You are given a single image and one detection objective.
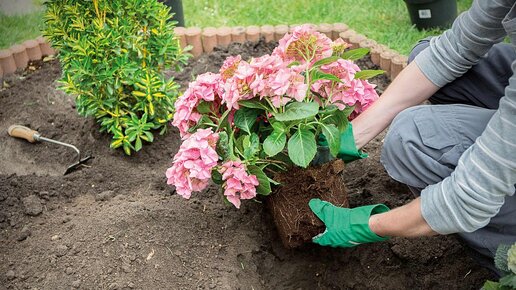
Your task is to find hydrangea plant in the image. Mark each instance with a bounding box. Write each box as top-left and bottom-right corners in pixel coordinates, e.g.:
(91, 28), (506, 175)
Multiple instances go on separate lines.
(166, 25), (382, 208)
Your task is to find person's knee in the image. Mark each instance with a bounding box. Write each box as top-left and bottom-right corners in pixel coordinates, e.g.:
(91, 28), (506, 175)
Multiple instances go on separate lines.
(381, 107), (422, 187)
(408, 37), (433, 64)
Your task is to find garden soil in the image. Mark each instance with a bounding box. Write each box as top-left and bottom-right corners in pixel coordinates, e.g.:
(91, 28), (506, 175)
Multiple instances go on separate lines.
(0, 40), (494, 289)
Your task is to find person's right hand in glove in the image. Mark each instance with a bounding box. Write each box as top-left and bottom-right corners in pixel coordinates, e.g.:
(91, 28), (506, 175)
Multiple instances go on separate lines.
(309, 198), (390, 247)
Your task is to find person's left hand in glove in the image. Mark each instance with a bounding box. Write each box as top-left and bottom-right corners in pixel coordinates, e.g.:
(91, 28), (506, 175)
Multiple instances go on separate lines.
(309, 198), (389, 247)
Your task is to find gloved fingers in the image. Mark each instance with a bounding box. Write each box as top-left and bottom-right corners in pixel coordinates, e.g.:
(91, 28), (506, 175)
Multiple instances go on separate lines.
(309, 198), (334, 222)
(313, 231), (356, 248)
(312, 228), (328, 244)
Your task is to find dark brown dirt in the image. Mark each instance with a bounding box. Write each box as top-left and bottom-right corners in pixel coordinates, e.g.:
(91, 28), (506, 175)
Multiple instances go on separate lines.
(0, 40), (494, 289)
(268, 159), (348, 249)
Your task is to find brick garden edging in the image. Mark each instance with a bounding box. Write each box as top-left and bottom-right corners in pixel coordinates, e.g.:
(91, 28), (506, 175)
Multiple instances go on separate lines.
(0, 24), (408, 81)
(0, 36), (56, 79)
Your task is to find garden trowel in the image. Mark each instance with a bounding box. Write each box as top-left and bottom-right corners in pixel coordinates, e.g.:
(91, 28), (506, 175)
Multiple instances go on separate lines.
(7, 125), (93, 175)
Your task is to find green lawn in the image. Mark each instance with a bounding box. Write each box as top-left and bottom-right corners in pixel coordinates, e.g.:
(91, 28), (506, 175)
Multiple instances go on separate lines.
(1, 0), (473, 54)
(182, 0), (473, 54)
(0, 10), (45, 50)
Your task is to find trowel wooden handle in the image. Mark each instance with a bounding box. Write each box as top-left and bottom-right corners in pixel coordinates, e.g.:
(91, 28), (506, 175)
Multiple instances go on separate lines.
(8, 125), (40, 143)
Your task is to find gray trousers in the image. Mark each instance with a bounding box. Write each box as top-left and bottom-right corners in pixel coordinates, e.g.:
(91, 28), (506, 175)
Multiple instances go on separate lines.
(381, 39), (516, 275)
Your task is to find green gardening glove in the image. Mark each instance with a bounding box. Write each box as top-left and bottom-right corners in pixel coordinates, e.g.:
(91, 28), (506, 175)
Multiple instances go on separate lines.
(309, 198), (390, 247)
(318, 123), (368, 163)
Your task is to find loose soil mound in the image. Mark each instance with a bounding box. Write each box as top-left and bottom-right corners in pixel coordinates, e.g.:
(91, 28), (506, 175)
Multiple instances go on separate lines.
(0, 40), (493, 289)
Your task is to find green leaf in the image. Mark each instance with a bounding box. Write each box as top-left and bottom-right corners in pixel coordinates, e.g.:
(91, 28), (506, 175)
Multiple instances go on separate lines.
(312, 56), (340, 68)
(482, 281), (500, 290)
(123, 143), (132, 155)
(500, 274), (516, 288)
(216, 131), (232, 160)
(287, 127), (317, 168)
(325, 106), (353, 132)
(234, 134), (246, 157)
(341, 48), (370, 61)
(319, 105), (339, 115)
(287, 61), (301, 68)
(243, 133), (260, 159)
(354, 69), (385, 80)
(263, 129), (286, 157)
(217, 109), (232, 132)
(238, 99), (269, 110)
(341, 105), (356, 118)
(310, 69), (342, 83)
(197, 100), (211, 114)
(211, 168), (223, 185)
(234, 108), (260, 134)
(320, 123), (340, 157)
(247, 165), (271, 196)
(274, 102), (319, 122)
(134, 136), (143, 152)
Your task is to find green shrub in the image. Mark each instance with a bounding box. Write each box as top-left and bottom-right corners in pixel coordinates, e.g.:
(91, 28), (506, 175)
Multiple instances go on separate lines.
(44, 0), (190, 154)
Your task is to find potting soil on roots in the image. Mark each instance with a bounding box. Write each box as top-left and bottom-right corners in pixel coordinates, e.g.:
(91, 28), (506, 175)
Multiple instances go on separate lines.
(0, 40), (494, 289)
(268, 159), (349, 249)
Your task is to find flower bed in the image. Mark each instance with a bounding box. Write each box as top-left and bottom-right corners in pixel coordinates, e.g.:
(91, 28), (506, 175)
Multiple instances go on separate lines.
(0, 33), (493, 289)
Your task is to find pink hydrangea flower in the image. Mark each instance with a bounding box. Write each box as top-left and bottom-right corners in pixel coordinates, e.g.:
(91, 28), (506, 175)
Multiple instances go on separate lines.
(273, 24), (333, 65)
(220, 55), (242, 80)
(166, 128), (220, 199)
(249, 54), (286, 96)
(268, 68), (308, 107)
(221, 61), (257, 110)
(311, 59), (378, 118)
(321, 59), (360, 84)
(331, 38), (352, 55)
(344, 79), (379, 119)
(172, 72), (222, 137)
(218, 160), (259, 209)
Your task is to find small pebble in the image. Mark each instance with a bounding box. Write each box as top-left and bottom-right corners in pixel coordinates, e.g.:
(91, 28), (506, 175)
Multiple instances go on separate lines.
(122, 264), (131, 273)
(51, 235), (60, 241)
(17, 226), (31, 241)
(22, 195), (43, 216)
(95, 190), (115, 202)
(72, 279), (81, 288)
(6, 270), (15, 280)
(65, 267), (73, 275)
(56, 245), (68, 257)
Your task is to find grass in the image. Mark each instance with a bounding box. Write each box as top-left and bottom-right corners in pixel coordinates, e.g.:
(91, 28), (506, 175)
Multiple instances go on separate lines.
(0, 10), (45, 49)
(1, 0), (473, 54)
(182, 0), (473, 54)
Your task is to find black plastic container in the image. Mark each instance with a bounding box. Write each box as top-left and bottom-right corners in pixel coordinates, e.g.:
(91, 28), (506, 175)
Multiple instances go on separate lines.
(404, 0), (457, 30)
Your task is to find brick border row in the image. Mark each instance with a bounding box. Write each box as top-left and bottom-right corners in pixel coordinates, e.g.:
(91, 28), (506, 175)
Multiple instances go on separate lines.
(0, 37), (56, 80)
(0, 23), (408, 81)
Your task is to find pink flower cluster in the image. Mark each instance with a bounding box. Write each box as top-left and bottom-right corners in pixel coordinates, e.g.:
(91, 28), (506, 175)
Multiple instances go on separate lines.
(218, 160), (259, 208)
(220, 53), (308, 109)
(312, 59), (379, 117)
(172, 72), (222, 137)
(273, 24), (333, 65)
(165, 128), (219, 199)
